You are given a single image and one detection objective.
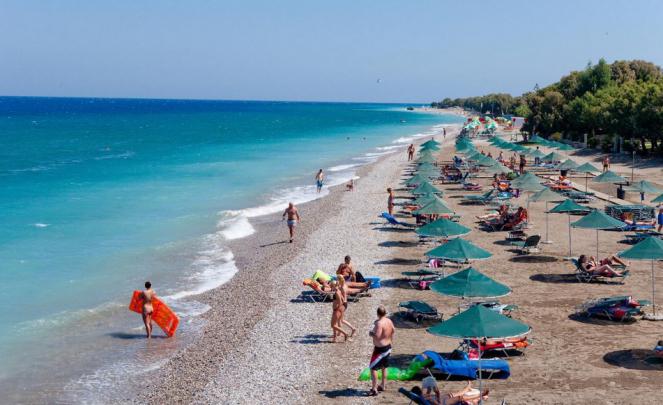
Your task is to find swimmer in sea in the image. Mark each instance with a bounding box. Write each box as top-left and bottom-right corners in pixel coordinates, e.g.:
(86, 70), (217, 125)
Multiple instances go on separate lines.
(141, 281), (155, 338)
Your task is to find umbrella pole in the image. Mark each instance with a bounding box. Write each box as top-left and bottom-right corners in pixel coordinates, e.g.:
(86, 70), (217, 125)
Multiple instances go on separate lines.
(653, 260), (657, 316)
(543, 201), (552, 244)
(567, 213), (572, 258)
(585, 173), (588, 193)
(478, 342), (483, 405)
(596, 230), (599, 260)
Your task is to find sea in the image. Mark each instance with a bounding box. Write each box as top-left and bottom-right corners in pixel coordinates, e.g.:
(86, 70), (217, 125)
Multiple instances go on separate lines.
(0, 97), (462, 403)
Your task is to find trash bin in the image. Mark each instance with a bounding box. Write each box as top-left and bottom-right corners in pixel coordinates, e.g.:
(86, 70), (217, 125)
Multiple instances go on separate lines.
(617, 186), (625, 200)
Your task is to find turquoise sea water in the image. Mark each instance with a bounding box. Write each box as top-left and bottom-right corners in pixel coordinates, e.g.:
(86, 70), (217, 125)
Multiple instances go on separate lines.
(0, 97), (462, 401)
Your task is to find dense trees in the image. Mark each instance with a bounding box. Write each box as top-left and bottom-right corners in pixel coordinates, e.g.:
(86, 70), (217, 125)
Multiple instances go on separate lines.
(432, 59), (663, 154)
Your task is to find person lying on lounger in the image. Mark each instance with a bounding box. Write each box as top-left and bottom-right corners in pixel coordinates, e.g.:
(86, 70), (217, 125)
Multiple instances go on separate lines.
(412, 381), (489, 405)
(312, 270), (370, 292)
(588, 255), (629, 268)
(476, 204), (509, 222)
(578, 255), (627, 277)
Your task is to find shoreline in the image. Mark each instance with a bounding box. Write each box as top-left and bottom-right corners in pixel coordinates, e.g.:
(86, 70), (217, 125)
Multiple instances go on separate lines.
(138, 123), (462, 403)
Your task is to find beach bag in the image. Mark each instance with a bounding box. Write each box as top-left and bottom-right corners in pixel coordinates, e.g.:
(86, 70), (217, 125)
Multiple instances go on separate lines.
(418, 281), (430, 290)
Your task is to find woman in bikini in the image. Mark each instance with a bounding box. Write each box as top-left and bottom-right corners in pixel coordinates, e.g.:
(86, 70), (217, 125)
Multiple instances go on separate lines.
(330, 281), (350, 342)
(579, 255), (627, 277)
(140, 281), (155, 339)
(337, 276), (356, 338)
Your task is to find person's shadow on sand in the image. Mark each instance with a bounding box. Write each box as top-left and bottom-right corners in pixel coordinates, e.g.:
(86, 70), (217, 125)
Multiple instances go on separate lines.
(290, 334), (331, 344)
(260, 240), (290, 248)
(319, 388), (367, 398)
(108, 332), (168, 340)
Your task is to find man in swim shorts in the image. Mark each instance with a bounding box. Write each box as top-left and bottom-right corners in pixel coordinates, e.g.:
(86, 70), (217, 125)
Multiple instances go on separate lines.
(368, 305), (394, 396)
(282, 202), (301, 243)
(315, 169), (324, 193)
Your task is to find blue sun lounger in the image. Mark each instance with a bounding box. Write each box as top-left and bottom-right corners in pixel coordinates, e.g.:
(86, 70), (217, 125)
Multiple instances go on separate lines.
(380, 212), (411, 227)
(422, 350), (510, 380)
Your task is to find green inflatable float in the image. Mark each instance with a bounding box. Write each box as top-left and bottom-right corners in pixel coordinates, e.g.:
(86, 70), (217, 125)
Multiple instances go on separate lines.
(357, 356), (432, 381)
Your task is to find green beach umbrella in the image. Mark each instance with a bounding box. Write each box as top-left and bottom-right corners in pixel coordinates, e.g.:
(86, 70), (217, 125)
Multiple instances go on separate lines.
(529, 187), (564, 243)
(576, 162), (601, 192)
(421, 139), (440, 147)
(484, 163), (511, 175)
(529, 135), (547, 144)
(651, 193), (663, 204)
(619, 236), (663, 315)
(542, 151), (566, 162)
(556, 159), (579, 171)
(571, 210), (626, 259)
(417, 162), (436, 170)
(549, 199), (591, 257)
(425, 238), (492, 262)
(416, 218), (471, 238)
(420, 144), (440, 152)
(625, 181), (662, 202)
(530, 149), (546, 158)
(556, 143), (575, 151)
(428, 305), (531, 400)
(404, 173), (429, 186)
(413, 197), (454, 215)
(412, 181), (442, 195)
(511, 172), (542, 189)
(412, 192), (438, 207)
(592, 170), (626, 184)
(430, 267), (511, 298)
(416, 155), (436, 164)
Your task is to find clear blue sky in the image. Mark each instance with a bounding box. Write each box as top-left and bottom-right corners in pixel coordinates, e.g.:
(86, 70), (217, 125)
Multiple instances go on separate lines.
(2, 0), (662, 103)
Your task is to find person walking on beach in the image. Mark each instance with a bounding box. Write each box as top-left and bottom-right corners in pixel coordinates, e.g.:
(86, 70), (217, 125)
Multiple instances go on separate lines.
(657, 208), (663, 232)
(140, 281), (155, 339)
(387, 188), (395, 215)
(315, 169), (324, 193)
(602, 156), (610, 172)
(443, 127), (447, 139)
(368, 305), (394, 396)
(282, 202), (300, 243)
(331, 280), (351, 343)
(407, 144), (415, 161)
(336, 276), (356, 338)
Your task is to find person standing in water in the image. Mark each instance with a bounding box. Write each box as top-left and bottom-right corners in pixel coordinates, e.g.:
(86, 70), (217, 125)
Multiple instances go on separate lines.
(368, 305), (394, 396)
(387, 188), (395, 215)
(282, 202), (301, 243)
(315, 169), (324, 193)
(140, 281), (155, 339)
(407, 144), (415, 161)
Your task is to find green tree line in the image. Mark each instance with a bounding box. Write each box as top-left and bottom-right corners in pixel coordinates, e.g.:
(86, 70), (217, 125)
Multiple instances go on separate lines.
(432, 59), (663, 154)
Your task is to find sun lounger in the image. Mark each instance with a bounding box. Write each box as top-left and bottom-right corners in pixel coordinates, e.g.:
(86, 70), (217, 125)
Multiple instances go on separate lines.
(301, 279), (362, 303)
(402, 269), (443, 288)
(422, 350), (510, 380)
(380, 212), (411, 227)
(399, 300), (442, 323)
(463, 301), (518, 317)
(511, 235), (541, 254)
(398, 387), (433, 405)
(572, 259), (629, 283)
(462, 189), (495, 205)
(575, 296), (651, 322)
(461, 337), (530, 358)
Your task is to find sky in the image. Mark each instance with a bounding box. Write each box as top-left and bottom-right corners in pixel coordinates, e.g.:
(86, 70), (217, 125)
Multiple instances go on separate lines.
(1, 0), (663, 103)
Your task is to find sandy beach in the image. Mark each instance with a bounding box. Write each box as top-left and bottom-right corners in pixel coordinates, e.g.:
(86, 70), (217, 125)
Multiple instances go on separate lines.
(138, 124), (663, 405)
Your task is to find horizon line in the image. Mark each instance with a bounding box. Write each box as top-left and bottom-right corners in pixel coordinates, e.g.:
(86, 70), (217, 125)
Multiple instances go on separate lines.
(0, 94), (433, 106)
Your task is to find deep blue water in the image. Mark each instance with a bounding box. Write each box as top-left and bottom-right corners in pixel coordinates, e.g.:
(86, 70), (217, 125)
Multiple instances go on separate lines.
(0, 97), (461, 401)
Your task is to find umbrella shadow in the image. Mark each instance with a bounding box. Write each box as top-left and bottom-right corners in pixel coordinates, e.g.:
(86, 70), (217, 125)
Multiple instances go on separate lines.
(530, 273), (579, 284)
(379, 278), (415, 289)
(378, 241), (420, 248)
(390, 311), (440, 329)
(510, 255), (559, 263)
(372, 227), (414, 232)
(374, 258), (422, 266)
(568, 313), (637, 326)
(603, 349), (663, 370)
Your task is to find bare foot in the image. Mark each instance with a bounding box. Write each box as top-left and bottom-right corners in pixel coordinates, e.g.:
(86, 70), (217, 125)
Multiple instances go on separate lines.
(349, 327), (356, 337)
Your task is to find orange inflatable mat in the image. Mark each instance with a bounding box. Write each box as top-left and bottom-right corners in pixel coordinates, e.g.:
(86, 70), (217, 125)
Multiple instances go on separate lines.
(129, 290), (179, 337)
